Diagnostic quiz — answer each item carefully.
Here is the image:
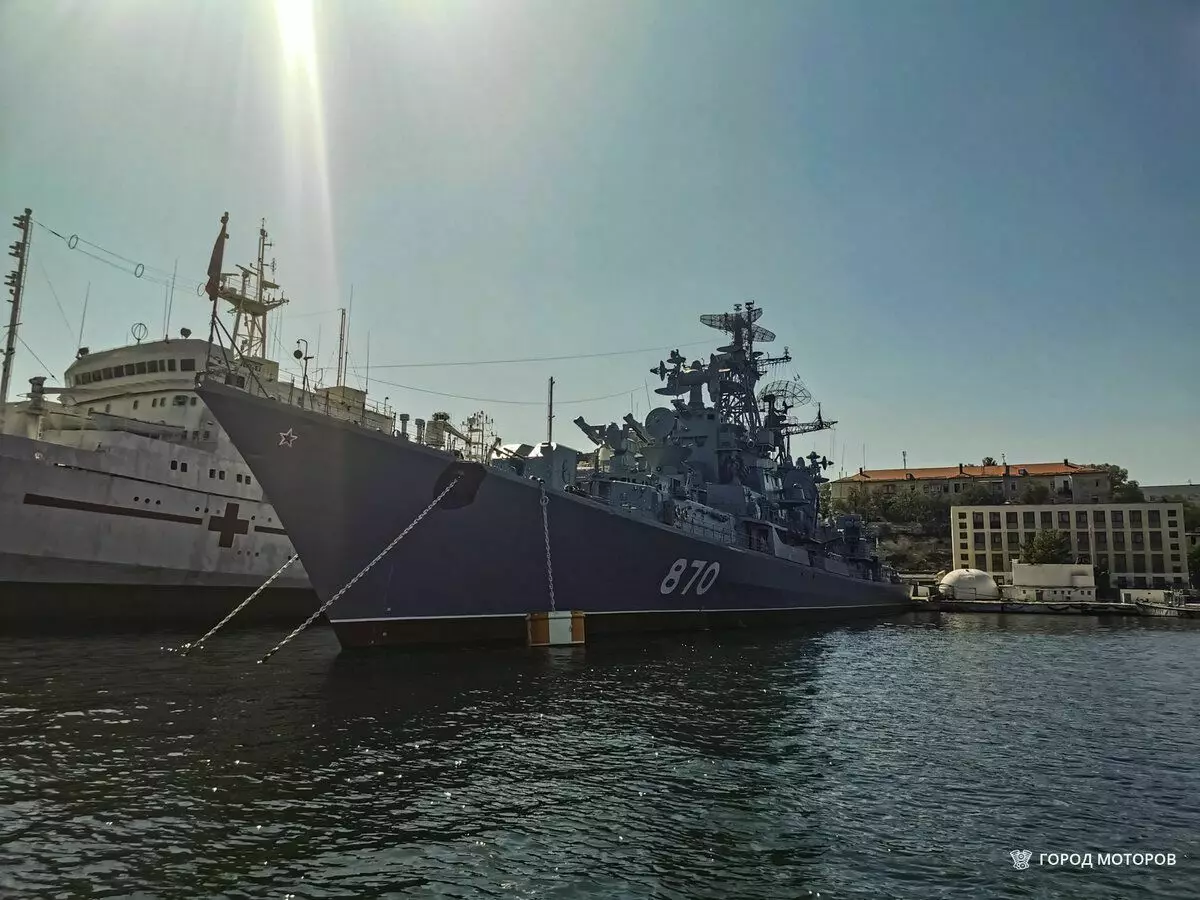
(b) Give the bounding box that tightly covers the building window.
[975,554,988,570]
[1041,511,1053,529]
[1023,511,1035,528]
[1169,530,1179,538]
[1171,554,1181,562]
[1113,533,1126,550]
[1112,554,1126,572]
[1130,510,1143,528]
[1132,532,1144,548]
[180,358,196,372]
[1133,554,1146,573]
[1150,533,1163,551]
[957,511,966,519]
[960,554,970,564]
[959,542,968,551]
[974,533,986,550]
[991,533,1002,549]
[1058,511,1070,528]
[1076,511,1088,528]
[1007,531,1020,547]
[989,512,1001,529]
[1094,510,1106,527]
[1095,533,1108,550]
[1151,555,1165,574]
[1097,554,1109,570]
[1112,510,1124,528]
[1006,511,1018,528]
[1077,533,1089,551]
[992,553,1006,571]
[1149,510,1160,527]
[973,512,984,529]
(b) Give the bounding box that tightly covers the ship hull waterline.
[197,381,911,649]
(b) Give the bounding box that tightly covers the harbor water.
[2,613,1198,898]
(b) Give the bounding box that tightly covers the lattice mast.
[218,219,289,360]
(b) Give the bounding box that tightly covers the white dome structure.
[938,568,1000,601]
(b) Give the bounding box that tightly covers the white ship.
[0,212,396,624]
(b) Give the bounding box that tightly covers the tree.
[982,456,998,466]
[960,483,1001,506]
[1020,529,1072,565]
[1018,482,1052,505]
[1093,463,1144,503]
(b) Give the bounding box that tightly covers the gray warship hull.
[197,382,910,648]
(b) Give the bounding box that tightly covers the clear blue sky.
[2,0,1197,484]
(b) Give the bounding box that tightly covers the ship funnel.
[398,412,410,439]
[414,418,426,444]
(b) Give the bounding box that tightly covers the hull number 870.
[660,558,720,596]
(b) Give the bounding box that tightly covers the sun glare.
[272,0,338,320]
[275,0,318,80]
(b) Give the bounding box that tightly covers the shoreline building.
[950,502,1189,588]
[831,460,1110,505]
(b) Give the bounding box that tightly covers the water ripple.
[1,614,1198,897]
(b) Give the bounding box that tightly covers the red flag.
[204,212,229,301]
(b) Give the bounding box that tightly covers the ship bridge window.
[124,364,135,376]
[136,361,147,374]
[171,460,178,470]
[190,397,197,406]
[235,375,246,388]
[167,359,177,371]
[133,400,140,410]
[148,360,159,373]
[236,474,243,483]
[218,470,225,480]
[102,367,113,379]
[180,358,196,372]
[245,475,251,485]
[181,462,188,473]
[173,395,189,406]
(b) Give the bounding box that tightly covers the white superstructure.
[0,214,395,594]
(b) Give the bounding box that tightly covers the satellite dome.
[937,568,1000,600]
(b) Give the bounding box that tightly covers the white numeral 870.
[660,558,720,596]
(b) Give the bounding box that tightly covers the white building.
[950,502,1189,589]
[1004,563,1097,602]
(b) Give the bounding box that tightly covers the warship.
[199,280,909,648]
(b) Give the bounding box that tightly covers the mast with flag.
[204,212,229,369]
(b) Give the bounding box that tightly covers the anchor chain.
[179,553,300,655]
[256,473,462,664]
[540,482,556,612]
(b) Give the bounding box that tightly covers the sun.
[275,0,318,80]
